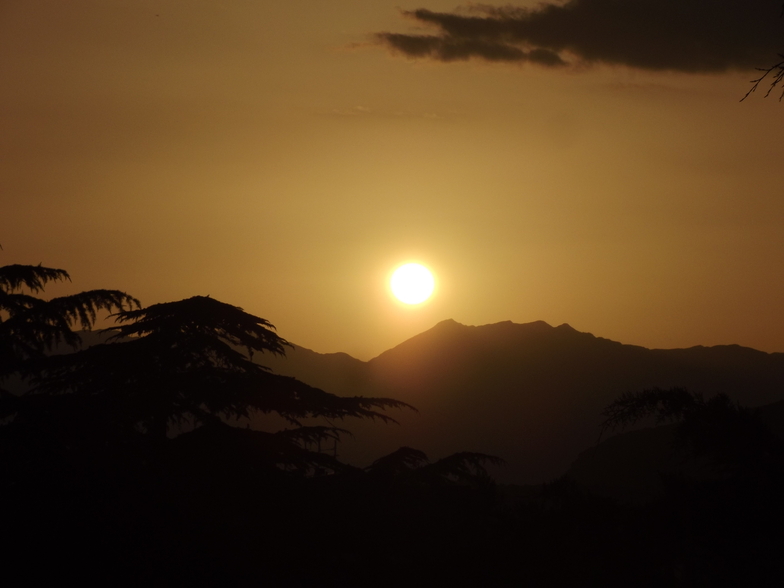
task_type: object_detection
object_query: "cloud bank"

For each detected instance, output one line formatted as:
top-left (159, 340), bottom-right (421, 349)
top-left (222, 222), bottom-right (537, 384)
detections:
top-left (375, 1), bottom-right (783, 72)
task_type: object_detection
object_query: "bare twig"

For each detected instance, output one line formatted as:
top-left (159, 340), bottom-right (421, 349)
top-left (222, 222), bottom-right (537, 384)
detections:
top-left (741, 56), bottom-right (784, 102)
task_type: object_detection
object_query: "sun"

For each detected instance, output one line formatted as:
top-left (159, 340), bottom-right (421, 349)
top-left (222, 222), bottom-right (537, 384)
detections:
top-left (390, 263), bottom-right (435, 305)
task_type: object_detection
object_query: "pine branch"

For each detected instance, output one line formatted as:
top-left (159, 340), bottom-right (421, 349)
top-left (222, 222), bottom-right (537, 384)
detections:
top-left (0, 264), bottom-right (70, 294)
top-left (422, 451), bottom-right (505, 484)
top-left (366, 447), bottom-right (503, 484)
top-left (274, 425), bottom-right (352, 445)
top-left (366, 446), bottom-right (429, 476)
top-left (110, 296), bottom-right (288, 357)
top-left (0, 292), bottom-right (43, 317)
top-left (0, 290), bottom-right (139, 368)
top-left (48, 290), bottom-right (140, 330)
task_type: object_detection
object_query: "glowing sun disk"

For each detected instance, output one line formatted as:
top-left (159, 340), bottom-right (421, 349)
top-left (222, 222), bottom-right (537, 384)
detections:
top-left (390, 263), bottom-right (434, 304)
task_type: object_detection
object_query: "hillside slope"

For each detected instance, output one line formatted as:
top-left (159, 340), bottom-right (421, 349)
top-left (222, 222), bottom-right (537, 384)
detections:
top-left (259, 320), bottom-right (784, 484)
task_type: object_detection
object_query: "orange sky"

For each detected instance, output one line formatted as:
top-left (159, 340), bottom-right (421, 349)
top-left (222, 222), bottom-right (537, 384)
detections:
top-left (2, 1), bottom-right (784, 360)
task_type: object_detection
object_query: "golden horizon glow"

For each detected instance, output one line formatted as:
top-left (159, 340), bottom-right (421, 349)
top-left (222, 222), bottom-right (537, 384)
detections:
top-left (4, 3), bottom-right (784, 360)
top-left (390, 263), bottom-right (435, 305)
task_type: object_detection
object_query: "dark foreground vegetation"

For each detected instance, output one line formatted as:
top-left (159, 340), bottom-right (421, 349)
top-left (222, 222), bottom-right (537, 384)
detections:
top-left (2, 262), bottom-right (784, 586)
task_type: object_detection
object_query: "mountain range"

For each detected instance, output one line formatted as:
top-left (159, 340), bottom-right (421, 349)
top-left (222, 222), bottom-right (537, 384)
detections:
top-left (257, 319), bottom-right (784, 485)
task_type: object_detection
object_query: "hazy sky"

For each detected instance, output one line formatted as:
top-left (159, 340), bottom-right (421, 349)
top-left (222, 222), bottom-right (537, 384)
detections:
top-left (3, 1), bottom-right (784, 359)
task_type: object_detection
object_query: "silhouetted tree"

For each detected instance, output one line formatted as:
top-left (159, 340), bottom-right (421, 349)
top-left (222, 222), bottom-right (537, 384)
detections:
top-left (2, 260), bottom-right (519, 586)
top-left (0, 261), bottom-right (141, 525)
top-left (3, 291), bottom-right (412, 474)
top-left (365, 446), bottom-right (430, 477)
top-left (0, 263), bottom-right (138, 383)
top-left (365, 446), bottom-right (503, 485)
top-left (601, 387), bottom-right (783, 477)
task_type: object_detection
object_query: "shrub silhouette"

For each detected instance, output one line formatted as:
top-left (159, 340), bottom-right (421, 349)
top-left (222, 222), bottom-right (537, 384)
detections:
top-left (601, 387), bottom-right (784, 478)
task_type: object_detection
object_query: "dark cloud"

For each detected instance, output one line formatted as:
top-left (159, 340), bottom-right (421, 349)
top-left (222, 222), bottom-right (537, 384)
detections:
top-left (374, 1), bottom-right (783, 72)
top-left (378, 32), bottom-right (563, 64)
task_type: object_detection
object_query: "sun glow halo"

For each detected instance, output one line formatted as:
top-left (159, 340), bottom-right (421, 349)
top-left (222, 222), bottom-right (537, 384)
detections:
top-left (390, 263), bottom-right (435, 305)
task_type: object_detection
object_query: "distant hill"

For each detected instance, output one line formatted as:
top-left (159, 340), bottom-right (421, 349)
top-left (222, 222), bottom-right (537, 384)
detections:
top-left (8, 321), bottom-right (783, 486)
top-left (258, 319), bottom-right (784, 484)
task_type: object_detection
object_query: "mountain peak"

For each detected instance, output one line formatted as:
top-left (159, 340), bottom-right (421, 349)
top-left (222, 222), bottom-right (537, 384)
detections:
top-left (433, 318), bottom-right (464, 328)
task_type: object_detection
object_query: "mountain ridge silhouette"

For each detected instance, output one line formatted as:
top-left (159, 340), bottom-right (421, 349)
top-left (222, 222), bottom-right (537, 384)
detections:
top-left (258, 319), bottom-right (784, 484)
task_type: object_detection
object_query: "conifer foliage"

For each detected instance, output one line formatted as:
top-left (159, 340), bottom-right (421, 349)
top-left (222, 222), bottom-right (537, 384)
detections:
top-left (0, 263), bottom-right (138, 379)
top-left (34, 295), bottom-right (412, 446)
top-left (365, 446), bottom-right (503, 485)
top-left (600, 387), bottom-right (784, 477)
top-left (0, 261), bottom-right (412, 475)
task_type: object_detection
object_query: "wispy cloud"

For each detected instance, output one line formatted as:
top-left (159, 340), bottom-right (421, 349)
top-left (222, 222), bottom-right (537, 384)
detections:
top-left (374, 1), bottom-right (782, 72)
